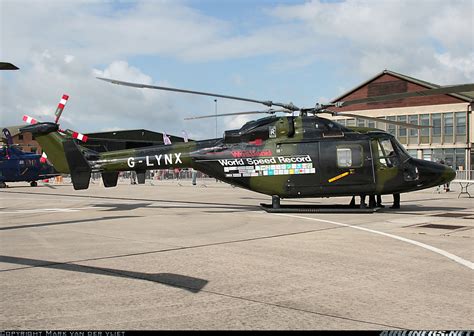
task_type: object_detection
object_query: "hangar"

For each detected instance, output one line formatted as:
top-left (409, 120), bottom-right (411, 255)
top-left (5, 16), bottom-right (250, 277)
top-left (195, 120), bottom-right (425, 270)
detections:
top-left (330, 70), bottom-right (473, 173)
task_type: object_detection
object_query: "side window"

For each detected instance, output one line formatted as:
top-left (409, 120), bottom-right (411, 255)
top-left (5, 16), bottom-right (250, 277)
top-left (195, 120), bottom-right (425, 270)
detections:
top-left (337, 148), bottom-right (352, 167)
top-left (337, 145), bottom-right (363, 168)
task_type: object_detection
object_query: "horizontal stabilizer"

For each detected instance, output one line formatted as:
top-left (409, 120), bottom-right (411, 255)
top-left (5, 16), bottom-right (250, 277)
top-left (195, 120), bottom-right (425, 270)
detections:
top-left (136, 171), bottom-right (146, 184)
top-left (102, 172), bottom-right (119, 188)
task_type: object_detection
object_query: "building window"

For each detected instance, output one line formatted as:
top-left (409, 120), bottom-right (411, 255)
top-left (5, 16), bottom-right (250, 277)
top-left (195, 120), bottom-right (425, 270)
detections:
top-left (428, 148), bottom-right (465, 170)
top-left (432, 148), bottom-right (444, 163)
top-left (443, 112), bottom-right (453, 143)
top-left (357, 118), bottom-right (366, 127)
top-left (431, 114), bottom-right (441, 144)
top-left (18, 134), bottom-right (24, 141)
top-left (407, 149), bottom-right (417, 158)
top-left (408, 115), bottom-right (418, 145)
top-left (455, 111), bottom-right (466, 143)
top-left (346, 118), bottom-right (356, 126)
top-left (420, 114), bottom-right (430, 143)
top-left (397, 115), bottom-right (407, 144)
top-left (423, 149), bottom-right (432, 161)
top-left (387, 116), bottom-right (396, 136)
top-left (375, 118), bottom-right (386, 131)
top-left (30, 147), bottom-right (37, 153)
top-left (455, 148), bottom-right (465, 170)
top-left (444, 148), bottom-right (455, 167)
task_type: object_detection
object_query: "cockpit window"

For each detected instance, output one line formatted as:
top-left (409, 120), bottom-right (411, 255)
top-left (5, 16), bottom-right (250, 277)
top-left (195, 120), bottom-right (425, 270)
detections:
top-left (391, 138), bottom-right (411, 161)
top-left (377, 138), bottom-right (398, 167)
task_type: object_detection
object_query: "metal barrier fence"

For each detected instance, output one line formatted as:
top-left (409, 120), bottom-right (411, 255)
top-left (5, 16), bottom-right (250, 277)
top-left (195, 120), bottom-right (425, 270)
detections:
top-left (89, 169), bottom-right (209, 182)
top-left (455, 170), bottom-right (474, 181)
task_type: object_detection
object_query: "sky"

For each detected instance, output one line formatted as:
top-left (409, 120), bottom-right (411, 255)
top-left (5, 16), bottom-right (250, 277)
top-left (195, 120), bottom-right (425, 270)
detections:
top-left (1, 0), bottom-right (473, 140)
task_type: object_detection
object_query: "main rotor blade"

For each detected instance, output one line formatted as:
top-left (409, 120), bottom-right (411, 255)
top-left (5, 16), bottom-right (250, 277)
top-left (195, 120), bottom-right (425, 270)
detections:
top-left (97, 77), bottom-right (300, 111)
top-left (329, 111), bottom-right (431, 129)
top-left (0, 62), bottom-right (19, 70)
top-left (184, 109), bottom-right (291, 120)
top-left (338, 83), bottom-right (474, 107)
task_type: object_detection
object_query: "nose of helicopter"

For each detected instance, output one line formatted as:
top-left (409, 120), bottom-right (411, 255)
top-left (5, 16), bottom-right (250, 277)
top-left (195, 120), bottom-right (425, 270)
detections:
top-left (414, 159), bottom-right (456, 189)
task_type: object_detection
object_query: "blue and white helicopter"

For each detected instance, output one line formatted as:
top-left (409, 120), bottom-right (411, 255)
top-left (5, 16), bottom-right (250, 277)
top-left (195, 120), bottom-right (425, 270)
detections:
top-left (0, 128), bottom-right (59, 188)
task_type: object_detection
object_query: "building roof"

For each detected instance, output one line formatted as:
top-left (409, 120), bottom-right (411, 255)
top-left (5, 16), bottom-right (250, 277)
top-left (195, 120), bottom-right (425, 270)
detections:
top-left (85, 129), bottom-right (188, 143)
top-left (1, 127), bottom-right (189, 144)
top-left (331, 69), bottom-right (474, 103)
top-left (1, 125), bottom-right (23, 138)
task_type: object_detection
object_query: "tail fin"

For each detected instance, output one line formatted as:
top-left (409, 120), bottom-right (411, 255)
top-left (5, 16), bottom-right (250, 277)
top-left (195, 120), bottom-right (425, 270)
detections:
top-left (20, 122), bottom-right (92, 190)
top-left (63, 140), bottom-right (92, 190)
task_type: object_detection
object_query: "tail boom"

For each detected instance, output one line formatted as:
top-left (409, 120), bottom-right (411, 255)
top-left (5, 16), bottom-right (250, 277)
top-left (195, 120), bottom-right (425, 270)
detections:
top-left (95, 143), bottom-right (194, 172)
top-left (20, 122), bottom-right (196, 190)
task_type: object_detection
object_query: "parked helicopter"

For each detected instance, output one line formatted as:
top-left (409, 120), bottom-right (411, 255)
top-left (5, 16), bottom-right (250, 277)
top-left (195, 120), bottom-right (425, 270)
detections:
top-left (0, 128), bottom-right (59, 188)
top-left (21, 78), bottom-right (473, 211)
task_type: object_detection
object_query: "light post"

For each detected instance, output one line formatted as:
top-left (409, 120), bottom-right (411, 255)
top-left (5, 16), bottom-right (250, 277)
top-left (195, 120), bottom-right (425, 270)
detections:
top-left (214, 99), bottom-right (218, 138)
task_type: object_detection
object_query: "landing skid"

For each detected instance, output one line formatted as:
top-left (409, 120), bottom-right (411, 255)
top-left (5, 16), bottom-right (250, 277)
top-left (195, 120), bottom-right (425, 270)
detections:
top-left (260, 195), bottom-right (381, 213)
top-left (260, 203), bottom-right (381, 213)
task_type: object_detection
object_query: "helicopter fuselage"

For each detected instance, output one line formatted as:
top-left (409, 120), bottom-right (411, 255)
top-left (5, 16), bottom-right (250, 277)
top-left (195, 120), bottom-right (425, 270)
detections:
top-left (88, 115), bottom-right (455, 198)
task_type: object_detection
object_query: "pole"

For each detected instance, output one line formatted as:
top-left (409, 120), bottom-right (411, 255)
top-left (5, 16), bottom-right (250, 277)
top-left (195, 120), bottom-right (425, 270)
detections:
top-left (214, 99), bottom-right (218, 138)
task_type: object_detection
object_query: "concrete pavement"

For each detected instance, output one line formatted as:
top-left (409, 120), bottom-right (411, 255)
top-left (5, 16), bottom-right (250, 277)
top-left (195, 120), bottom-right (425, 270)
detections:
top-left (0, 179), bottom-right (472, 330)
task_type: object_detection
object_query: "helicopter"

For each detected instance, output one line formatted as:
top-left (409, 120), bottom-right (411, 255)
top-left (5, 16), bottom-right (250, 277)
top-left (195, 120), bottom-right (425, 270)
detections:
top-left (20, 78), bottom-right (473, 212)
top-left (0, 128), bottom-right (60, 188)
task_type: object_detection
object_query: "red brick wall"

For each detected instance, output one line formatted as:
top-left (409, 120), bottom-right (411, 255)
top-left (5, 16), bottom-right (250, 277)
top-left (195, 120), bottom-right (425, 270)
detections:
top-left (333, 73), bottom-right (464, 112)
top-left (11, 132), bottom-right (42, 154)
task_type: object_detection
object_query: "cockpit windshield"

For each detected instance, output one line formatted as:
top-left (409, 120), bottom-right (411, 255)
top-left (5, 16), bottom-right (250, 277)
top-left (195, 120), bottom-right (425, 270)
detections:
top-left (376, 135), bottom-right (411, 167)
top-left (377, 139), bottom-right (395, 167)
top-left (377, 136), bottom-right (402, 167)
top-left (391, 137), bottom-right (411, 159)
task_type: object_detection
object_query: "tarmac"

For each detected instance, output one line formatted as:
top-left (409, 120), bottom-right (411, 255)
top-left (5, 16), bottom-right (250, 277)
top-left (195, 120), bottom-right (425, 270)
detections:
top-left (0, 178), bottom-right (473, 330)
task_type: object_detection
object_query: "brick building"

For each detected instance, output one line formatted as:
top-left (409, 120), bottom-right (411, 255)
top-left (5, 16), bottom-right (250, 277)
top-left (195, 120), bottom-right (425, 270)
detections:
top-left (1, 126), bottom-right (41, 154)
top-left (331, 70), bottom-right (473, 171)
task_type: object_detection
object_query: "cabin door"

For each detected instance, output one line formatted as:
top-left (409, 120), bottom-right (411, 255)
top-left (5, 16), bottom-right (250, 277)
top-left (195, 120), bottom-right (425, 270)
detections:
top-left (319, 139), bottom-right (375, 194)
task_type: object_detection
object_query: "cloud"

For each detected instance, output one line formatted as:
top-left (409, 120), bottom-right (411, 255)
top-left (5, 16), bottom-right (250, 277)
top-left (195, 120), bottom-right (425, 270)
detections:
top-left (1, 0), bottom-right (472, 141)
top-left (269, 0), bottom-right (473, 84)
top-left (2, 0), bottom-right (471, 82)
top-left (1, 51), bottom-right (254, 140)
top-left (94, 61), bottom-right (152, 84)
top-left (1, 54), bottom-right (200, 137)
top-left (1, 0), bottom-right (226, 63)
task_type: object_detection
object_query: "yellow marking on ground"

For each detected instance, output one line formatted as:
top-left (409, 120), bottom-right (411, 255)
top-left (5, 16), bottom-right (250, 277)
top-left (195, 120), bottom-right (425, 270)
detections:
top-left (328, 171), bottom-right (350, 183)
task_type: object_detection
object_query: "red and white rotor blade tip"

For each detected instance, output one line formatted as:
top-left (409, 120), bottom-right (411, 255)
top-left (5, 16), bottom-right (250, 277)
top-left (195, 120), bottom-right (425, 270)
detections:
top-left (22, 115), bottom-right (38, 124)
top-left (54, 94), bottom-right (69, 123)
top-left (40, 152), bottom-right (48, 163)
top-left (72, 131), bottom-right (88, 142)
